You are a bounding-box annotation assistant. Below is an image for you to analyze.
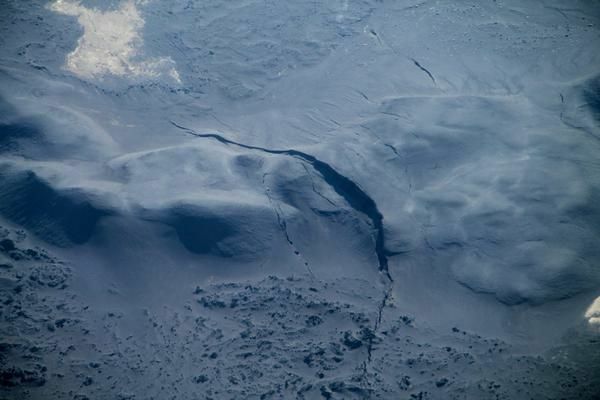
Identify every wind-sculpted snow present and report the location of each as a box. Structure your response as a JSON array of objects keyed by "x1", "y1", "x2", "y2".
[
  {"x1": 0, "y1": 167, "x2": 110, "y2": 246},
  {"x1": 366, "y1": 93, "x2": 600, "y2": 305},
  {"x1": 1, "y1": 0, "x2": 600, "y2": 399}
]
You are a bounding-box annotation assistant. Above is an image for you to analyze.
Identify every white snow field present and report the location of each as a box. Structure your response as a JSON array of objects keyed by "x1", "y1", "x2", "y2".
[{"x1": 1, "y1": 0, "x2": 600, "y2": 399}]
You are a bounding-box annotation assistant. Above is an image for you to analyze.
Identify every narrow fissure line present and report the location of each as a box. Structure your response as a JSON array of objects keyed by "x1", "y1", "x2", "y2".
[
  {"x1": 367, "y1": 28, "x2": 436, "y2": 88},
  {"x1": 410, "y1": 58, "x2": 436, "y2": 85},
  {"x1": 301, "y1": 164, "x2": 337, "y2": 207},
  {"x1": 262, "y1": 173, "x2": 294, "y2": 247},
  {"x1": 262, "y1": 173, "x2": 315, "y2": 279},
  {"x1": 362, "y1": 284, "x2": 392, "y2": 387},
  {"x1": 384, "y1": 142, "x2": 412, "y2": 194}
]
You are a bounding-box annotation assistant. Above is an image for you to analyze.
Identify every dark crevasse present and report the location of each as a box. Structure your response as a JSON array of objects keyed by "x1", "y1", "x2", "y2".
[{"x1": 170, "y1": 121, "x2": 392, "y2": 281}]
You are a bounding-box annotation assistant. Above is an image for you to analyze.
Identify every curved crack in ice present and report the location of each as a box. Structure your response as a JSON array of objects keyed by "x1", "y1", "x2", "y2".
[
  {"x1": 170, "y1": 120, "x2": 395, "y2": 388},
  {"x1": 170, "y1": 120, "x2": 393, "y2": 282}
]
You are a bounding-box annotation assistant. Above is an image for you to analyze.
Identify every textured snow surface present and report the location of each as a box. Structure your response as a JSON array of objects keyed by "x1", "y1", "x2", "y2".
[{"x1": 1, "y1": 0, "x2": 600, "y2": 399}]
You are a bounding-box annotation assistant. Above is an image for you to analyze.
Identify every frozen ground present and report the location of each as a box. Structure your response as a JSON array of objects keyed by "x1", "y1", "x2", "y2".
[{"x1": 1, "y1": 0, "x2": 600, "y2": 399}]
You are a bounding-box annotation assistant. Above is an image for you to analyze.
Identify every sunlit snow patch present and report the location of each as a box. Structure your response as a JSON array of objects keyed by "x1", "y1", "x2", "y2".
[
  {"x1": 50, "y1": 0, "x2": 180, "y2": 83},
  {"x1": 585, "y1": 296, "x2": 600, "y2": 327}
]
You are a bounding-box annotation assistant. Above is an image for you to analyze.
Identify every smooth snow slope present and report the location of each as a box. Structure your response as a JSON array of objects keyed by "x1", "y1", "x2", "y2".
[{"x1": 1, "y1": 0, "x2": 600, "y2": 399}]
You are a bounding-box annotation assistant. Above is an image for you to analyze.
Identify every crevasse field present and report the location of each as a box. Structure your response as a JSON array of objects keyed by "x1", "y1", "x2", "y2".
[{"x1": 1, "y1": 0, "x2": 600, "y2": 399}]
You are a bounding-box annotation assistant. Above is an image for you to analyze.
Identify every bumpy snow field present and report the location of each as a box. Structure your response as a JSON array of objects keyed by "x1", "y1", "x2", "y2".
[{"x1": 1, "y1": 1, "x2": 600, "y2": 399}]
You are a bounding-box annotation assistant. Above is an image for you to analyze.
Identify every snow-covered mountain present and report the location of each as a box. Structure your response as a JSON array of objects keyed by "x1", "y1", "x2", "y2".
[{"x1": 1, "y1": 0, "x2": 599, "y2": 398}]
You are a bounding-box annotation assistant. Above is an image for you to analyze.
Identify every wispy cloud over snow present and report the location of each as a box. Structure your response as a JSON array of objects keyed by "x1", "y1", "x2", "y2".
[{"x1": 50, "y1": 0, "x2": 180, "y2": 83}]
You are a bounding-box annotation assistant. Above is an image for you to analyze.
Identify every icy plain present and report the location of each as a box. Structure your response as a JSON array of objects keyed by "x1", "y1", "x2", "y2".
[{"x1": 1, "y1": 0, "x2": 600, "y2": 399}]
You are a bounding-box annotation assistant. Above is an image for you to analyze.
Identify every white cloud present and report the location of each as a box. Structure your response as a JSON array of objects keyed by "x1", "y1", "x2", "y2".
[
  {"x1": 50, "y1": 0, "x2": 180, "y2": 83},
  {"x1": 585, "y1": 296, "x2": 600, "y2": 326}
]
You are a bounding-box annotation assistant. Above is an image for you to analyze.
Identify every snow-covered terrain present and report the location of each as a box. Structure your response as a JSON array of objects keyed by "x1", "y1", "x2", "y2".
[{"x1": 1, "y1": 0, "x2": 600, "y2": 398}]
